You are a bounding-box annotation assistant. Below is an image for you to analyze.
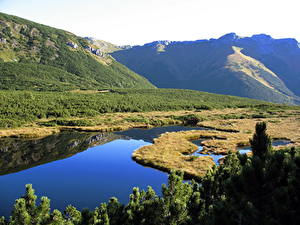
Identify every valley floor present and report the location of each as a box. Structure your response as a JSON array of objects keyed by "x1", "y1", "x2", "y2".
[{"x1": 1, "y1": 108, "x2": 299, "y2": 178}]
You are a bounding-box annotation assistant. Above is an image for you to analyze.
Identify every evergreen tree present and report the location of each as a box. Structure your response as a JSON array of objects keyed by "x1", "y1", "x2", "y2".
[
  {"x1": 93, "y1": 203, "x2": 110, "y2": 225},
  {"x1": 23, "y1": 184, "x2": 37, "y2": 216},
  {"x1": 81, "y1": 208, "x2": 94, "y2": 225},
  {"x1": 250, "y1": 122, "x2": 272, "y2": 160},
  {"x1": 161, "y1": 170, "x2": 192, "y2": 225},
  {"x1": 48, "y1": 209, "x2": 65, "y2": 225},
  {"x1": 123, "y1": 187, "x2": 142, "y2": 225},
  {"x1": 0, "y1": 217, "x2": 5, "y2": 225},
  {"x1": 65, "y1": 205, "x2": 82, "y2": 225},
  {"x1": 9, "y1": 184, "x2": 54, "y2": 225},
  {"x1": 34, "y1": 196, "x2": 51, "y2": 224},
  {"x1": 10, "y1": 198, "x2": 31, "y2": 225},
  {"x1": 106, "y1": 197, "x2": 123, "y2": 225},
  {"x1": 138, "y1": 186, "x2": 164, "y2": 225}
]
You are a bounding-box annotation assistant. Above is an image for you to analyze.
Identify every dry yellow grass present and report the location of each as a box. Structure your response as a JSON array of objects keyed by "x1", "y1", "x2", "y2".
[
  {"x1": 0, "y1": 127, "x2": 59, "y2": 138},
  {"x1": 132, "y1": 111, "x2": 300, "y2": 178},
  {"x1": 132, "y1": 130, "x2": 218, "y2": 179},
  {"x1": 199, "y1": 116, "x2": 300, "y2": 150}
]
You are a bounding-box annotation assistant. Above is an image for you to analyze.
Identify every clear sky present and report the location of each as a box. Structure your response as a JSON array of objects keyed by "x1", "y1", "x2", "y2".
[{"x1": 0, "y1": 0, "x2": 299, "y2": 45}]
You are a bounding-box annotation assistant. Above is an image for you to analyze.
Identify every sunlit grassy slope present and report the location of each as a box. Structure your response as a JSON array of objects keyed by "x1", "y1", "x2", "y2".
[{"x1": 0, "y1": 12, "x2": 154, "y2": 90}]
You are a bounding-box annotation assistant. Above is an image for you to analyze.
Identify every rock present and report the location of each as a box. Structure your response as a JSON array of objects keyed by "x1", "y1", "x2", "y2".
[
  {"x1": 0, "y1": 38, "x2": 6, "y2": 44},
  {"x1": 29, "y1": 28, "x2": 40, "y2": 37},
  {"x1": 92, "y1": 49, "x2": 102, "y2": 56},
  {"x1": 11, "y1": 39, "x2": 18, "y2": 48},
  {"x1": 68, "y1": 140, "x2": 80, "y2": 148},
  {"x1": 84, "y1": 45, "x2": 104, "y2": 57},
  {"x1": 85, "y1": 134, "x2": 103, "y2": 145},
  {"x1": 67, "y1": 41, "x2": 78, "y2": 49},
  {"x1": 119, "y1": 45, "x2": 132, "y2": 50},
  {"x1": 0, "y1": 20, "x2": 8, "y2": 27},
  {"x1": 45, "y1": 38, "x2": 57, "y2": 49},
  {"x1": 84, "y1": 46, "x2": 92, "y2": 51}
]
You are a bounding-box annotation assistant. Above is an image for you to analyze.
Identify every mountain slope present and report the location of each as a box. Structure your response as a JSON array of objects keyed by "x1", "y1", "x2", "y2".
[
  {"x1": 83, "y1": 37, "x2": 123, "y2": 53},
  {"x1": 0, "y1": 12, "x2": 155, "y2": 91},
  {"x1": 111, "y1": 34, "x2": 300, "y2": 104}
]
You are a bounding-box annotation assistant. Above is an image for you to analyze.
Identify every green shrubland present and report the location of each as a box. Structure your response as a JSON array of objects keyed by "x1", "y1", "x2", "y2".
[{"x1": 0, "y1": 89, "x2": 291, "y2": 128}]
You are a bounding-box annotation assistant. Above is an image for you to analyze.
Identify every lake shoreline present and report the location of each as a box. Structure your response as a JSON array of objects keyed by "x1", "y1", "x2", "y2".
[
  {"x1": 1, "y1": 108, "x2": 299, "y2": 180},
  {"x1": 1, "y1": 108, "x2": 299, "y2": 139}
]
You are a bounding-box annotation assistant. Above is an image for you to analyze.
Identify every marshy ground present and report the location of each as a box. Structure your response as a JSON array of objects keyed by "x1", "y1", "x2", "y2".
[
  {"x1": 132, "y1": 108, "x2": 300, "y2": 178},
  {"x1": 1, "y1": 108, "x2": 299, "y2": 179}
]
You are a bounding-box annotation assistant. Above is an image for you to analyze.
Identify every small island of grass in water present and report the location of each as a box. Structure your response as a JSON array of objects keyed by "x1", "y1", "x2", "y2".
[{"x1": 132, "y1": 117, "x2": 300, "y2": 179}]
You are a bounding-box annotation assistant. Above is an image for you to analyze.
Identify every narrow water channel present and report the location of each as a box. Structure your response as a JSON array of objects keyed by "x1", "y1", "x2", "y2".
[{"x1": 191, "y1": 139, "x2": 292, "y2": 165}]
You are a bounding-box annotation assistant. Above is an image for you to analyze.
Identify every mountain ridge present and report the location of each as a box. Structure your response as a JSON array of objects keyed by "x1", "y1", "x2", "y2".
[
  {"x1": 0, "y1": 12, "x2": 155, "y2": 91},
  {"x1": 111, "y1": 33, "x2": 300, "y2": 104}
]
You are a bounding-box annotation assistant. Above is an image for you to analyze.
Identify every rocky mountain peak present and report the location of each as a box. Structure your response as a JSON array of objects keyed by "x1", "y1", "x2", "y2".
[{"x1": 218, "y1": 33, "x2": 240, "y2": 41}]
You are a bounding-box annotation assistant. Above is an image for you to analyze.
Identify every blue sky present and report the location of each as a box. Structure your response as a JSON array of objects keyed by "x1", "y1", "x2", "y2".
[{"x1": 0, "y1": 0, "x2": 299, "y2": 45}]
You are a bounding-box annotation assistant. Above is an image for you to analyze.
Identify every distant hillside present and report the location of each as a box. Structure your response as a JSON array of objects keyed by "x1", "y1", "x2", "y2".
[
  {"x1": 112, "y1": 34, "x2": 300, "y2": 104},
  {"x1": 0, "y1": 12, "x2": 154, "y2": 91}
]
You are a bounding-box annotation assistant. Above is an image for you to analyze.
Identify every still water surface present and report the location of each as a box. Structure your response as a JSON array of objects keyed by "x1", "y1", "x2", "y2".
[
  {"x1": 0, "y1": 126, "x2": 205, "y2": 217},
  {"x1": 0, "y1": 126, "x2": 291, "y2": 217}
]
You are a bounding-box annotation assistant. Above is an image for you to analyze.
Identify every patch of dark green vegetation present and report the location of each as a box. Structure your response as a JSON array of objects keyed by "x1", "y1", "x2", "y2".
[
  {"x1": 0, "y1": 89, "x2": 295, "y2": 128},
  {"x1": 38, "y1": 119, "x2": 97, "y2": 127},
  {"x1": 170, "y1": 114, "x2": 204, "y2": 126},
  {"x1": 0, "y1": 62, "x2": 99, "y2": 91},
  {"x1": 1, "y1": 123, "x2": 299, "y2": 225},
  {"x1": 124, "y1": 116, "x2": 166, "y2": 126}
]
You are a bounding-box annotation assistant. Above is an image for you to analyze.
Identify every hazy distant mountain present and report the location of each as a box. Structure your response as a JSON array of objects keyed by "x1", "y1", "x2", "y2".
[
  {"x1": 0, "y1": 12, "x2": 154, "y2": 91},
  {"x1": 112, "y1": 33, "x2": 300, "y2": 104}
]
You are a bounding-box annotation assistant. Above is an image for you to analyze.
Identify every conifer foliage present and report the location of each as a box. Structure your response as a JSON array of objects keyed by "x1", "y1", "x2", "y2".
[
  {"x1": 1, "y1": 123, "x2": 299, "y2": 225},
  {"x1": 250, "y1": 121, "x2": 272, "y2": 159}
]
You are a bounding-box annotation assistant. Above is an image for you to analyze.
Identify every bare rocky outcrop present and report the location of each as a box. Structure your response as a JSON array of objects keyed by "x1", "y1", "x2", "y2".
[
  {"x1": 84, "y1": 45, "x2": 105, "y2": 57},
  {"x1": 67, "y1": 41, "x2": 78, "y2": 49},
  {"x1": 0, "y1": 38, "x2": 6, "y2": 44},
  {"x1": 29, "y1": 27, "x2": 40, "y2": 37},
  {"x1": 45, "y1": 38, "x2": 57, "y2": 48}
]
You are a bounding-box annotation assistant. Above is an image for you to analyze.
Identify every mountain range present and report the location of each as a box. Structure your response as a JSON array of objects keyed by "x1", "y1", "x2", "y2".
[
  {"x1": 1, "y1": 11, "x2": 300, "y2": 105},
  {"x1": 112, "y1": 33, "x2": 300, "y2": 104}
]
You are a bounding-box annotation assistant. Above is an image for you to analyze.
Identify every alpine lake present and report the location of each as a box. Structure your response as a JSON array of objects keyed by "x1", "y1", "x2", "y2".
[{"x1": 0, "y1": 125, "x2": 292, "y2": 217}]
